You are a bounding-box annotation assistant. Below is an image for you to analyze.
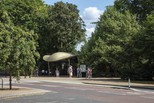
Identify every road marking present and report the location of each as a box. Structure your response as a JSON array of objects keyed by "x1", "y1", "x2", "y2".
[
  {"x1": 23, "y1": 83, "x2": 35, "y2": 85},
  {"x1": 36, "y1": 101, "x2": 60, "y2": 103},
  {"x1": 98, "y1": 91, "x2": 126, "y2": 95},
  {"x1": 41, "y1": 80, "x2": 83, "y2": 85},
  {"x1": 49, "y1": 91, "x2": 58, "y2": 93},
  {"x1": 64, "y1": 87, "x2": 86, "y2": 91},
  {"x1": 131, "y1": 88, "x2": 154, "y2": 94},
  {"x1": 126, "y1": 92, "x2": 141, "y2": 95},
  {"x1": 98, "y1": 91, "x2": 142, "y2": 96},
  {"x1": 141, "y1": 96, "x2": 154, "y2": 99},
  {"x1": 42, "y1": 85, "x2": 61, "y2": 87},
  {"x1": 64, "y1": 97, "x2": 76, "y2": 101}
]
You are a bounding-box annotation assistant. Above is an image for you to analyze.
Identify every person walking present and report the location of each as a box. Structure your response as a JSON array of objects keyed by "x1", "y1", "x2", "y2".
[
  {"x1": 87, "y1": 67, "x2": 92, "y2": 79},
  {"x1": 55, "y1": 68, "x2": 59, "y2": 77},
  {"x1": 68, "y1": 65, "x2": 73, "y2": 78},
  {"x1": 77, "y1": 67, "x2": 81, "y2": 78}
]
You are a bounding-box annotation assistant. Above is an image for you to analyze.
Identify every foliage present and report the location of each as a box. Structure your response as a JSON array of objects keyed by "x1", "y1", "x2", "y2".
[
  {"x1": 45, "y1": 2, "x2": 86, "y2": 53},
  {"x1": 0, "y1": 0, "x2": 86, "y2": 78},
  {"x1": 0, "y1": 0, "x2": 49, "y2": 75},
  {"x1": 80, "y1": 6, "x2": 140, "y2": 77},
  {"x1": 114, "y1": 0, "x2": 154, "y2": 23},
  {"x1": 0, "y1": 0, "x2": 47, "y2": 32},
  {"x1": 125, "y1": 13, "x2": 154, "y2": 80},
  {"x1": 0, "y1": 0, "x2": 152, "y2": 81},
  {"x1": 0, "y1": 11, "x2": 39, "y2": 89}
]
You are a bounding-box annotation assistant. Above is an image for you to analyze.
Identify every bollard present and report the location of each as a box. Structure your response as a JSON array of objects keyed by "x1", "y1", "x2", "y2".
[
  {"x1": 128, "y1": 78, "x2": 131, "y2": 88},
  {"x1": 1, "y1": 78, "x2": 3, "y2": 89}
]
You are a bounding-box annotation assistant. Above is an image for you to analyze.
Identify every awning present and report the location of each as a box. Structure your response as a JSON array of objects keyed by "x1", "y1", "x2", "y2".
[{"x1": 43, "y1": 52, "x2": 75, "y2": 62}]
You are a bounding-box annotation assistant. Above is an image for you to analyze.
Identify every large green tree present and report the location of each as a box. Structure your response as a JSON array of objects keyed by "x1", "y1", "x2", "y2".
[
  {"x1": 114, "y1": 0, "x2": 154, "y2": 80},
  {"x1": 0, "y1": 0, "x2": 48, "y2": 76},
  {"x1": 0, "y1": 11, "x2": 39, "y2": 89},
  {"x1": 128, "y1": 13, "x2": 154, "y2": 80},
  {"x1": 45, "y1": 2, "x2": 86, "y2": 54},
  {"x1": 80, "y1": 6, "x2": 140, "y2": 77}
]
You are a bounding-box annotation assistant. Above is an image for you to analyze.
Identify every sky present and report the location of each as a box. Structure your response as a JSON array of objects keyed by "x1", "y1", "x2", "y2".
[{"x1": 43, "y1": 0, "x2": 115, "y2": 50}]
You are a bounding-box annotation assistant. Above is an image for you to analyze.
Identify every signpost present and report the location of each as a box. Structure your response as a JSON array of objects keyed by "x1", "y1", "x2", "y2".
[{"x1": 80, "y1": 65, "x2": 86, "y2": 72}]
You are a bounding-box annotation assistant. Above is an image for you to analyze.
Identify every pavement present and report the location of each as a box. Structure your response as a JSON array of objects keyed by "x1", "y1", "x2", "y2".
[{"x1": 0, "y1": 76, "x2": 154, "y2": 99}]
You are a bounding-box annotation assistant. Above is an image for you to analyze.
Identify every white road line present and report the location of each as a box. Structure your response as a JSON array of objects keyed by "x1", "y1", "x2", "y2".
[
  {"x1": 42, "y1": 85, "x2": 61, "y2": 87},
  {"x1": 49, "y1": 91, "x2": 59, "y2": 93},
  {"x1": 23, "y1": 83, "x2": 35, "y2": 85},
  {"x1": 98, "y1": 91, "x2": 143, "y2": 96},
  {"x1": 141, "y1": 96, "x2": 154, "y2": 99},
  {"x1": 64, "y1": 87, "x2": 86, "y2": 91},
  {"x1": 41, "y1": 80, "x2": 84, "y2": 85},
  {"x1": 98, "y1": 91, "x2": 126, "y2": 95},
  {"x1": 131, "y1": 88, "x2": 154, "y2": 94},
  {"x1": 64, "y1": 97, "x2": 76, "y2": 100},
  {"x1": 126, "y1": 92, "x2": 141, "y2": 95}
]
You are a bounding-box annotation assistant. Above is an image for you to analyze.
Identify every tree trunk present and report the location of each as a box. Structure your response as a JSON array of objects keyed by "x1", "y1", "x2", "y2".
[{"x1": 9, "y1": 72, "x2": 12, "y2": 90}]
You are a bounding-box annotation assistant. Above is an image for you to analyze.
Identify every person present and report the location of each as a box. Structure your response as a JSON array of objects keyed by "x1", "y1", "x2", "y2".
[
  {"x1": 87, "y1": 67, "x2": 92, "y2": 79},
  {"x1": 68, "y1": 65, "x2": 73, "y2": 78},
  {"x1": 42, "y1": 70, "x2": 45, "y2": 75},
  {"x1": 55, "y1": 68, "x2": 59, "y2": 77},
  {"x1": 77, "y1": 67, "x2": 81, "y2": 78}
]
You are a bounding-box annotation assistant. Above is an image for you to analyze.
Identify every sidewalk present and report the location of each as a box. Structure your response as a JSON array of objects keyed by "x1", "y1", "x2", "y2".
[
  {"x1": 0, "y1": 86, "x2": 50, "y2": 99},
  {"x1": 22, "y1": 77, "x2": 154, "y2": 90},
  {"x1": 80, "y1": 78, "x2": 154, "y2": 90},
  {"x1": 0, "y1": 77, "x2": 154, "y2": 99}
]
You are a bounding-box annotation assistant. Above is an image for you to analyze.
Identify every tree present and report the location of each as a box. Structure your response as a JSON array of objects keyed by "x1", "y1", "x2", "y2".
[
  {"x1": 113, "y1": 0, "x2": 154, "y2": 80},
  {"x1": 0, "y1": 12, "x2": 39, "y2": 89},
  {"x1": 129, "y1": 13, "x2": 154, "y2": 80},
  {"x1": 0, "y1": 0, "x2": 48, "y2": 76},
  {"x1": 114, "y1": 0, "x2": 154, "y2": 23},
  {"x1": 0, "y1": 0, "x2": 47, "y2": 32},
  {"x1": 45, "y1": 2, "x2": 86, "y2": 54},
  {"x1": 80, "y1": 6, "x2": 140, "y2": 77},
  {"x1": 141, "y1": 13, "x2": 154, "y2": 63}
]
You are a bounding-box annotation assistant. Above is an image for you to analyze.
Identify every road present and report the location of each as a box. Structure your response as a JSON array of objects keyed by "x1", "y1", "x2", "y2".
[{"x1": 1, "y1": 80, "x2": 154, "y2": 103}]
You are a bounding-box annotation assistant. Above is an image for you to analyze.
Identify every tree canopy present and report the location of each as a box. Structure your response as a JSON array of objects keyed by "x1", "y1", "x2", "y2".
[
  {"x1": 79, "y1": 0, "x2": 154, "y2": 80},
  {"x1": 114, "y1": 0, "x2": 154, "y2": 23},
  {"x1": 79, "y1": 6, "x2": 140, "y2": 77},
  {"x1": 0, "y1": 0, "x2": 86, "y2": 83},
  {"x1": 0, "y1": 0, "x2": 153, "y2": 82},
  {"x1": 42, "y1": 2, "x2": 85, "y2": 54},
  {"x1": 0, "y1": 11, "x2": 39, "y2": 89}
]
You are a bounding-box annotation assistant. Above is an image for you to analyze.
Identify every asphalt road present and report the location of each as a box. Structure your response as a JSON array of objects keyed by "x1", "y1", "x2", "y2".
[{"x1": 1, "y1": 81, "x2": 154, "y2": 103}]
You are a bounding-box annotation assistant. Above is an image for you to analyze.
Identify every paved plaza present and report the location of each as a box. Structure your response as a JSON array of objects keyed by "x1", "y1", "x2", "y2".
[{"x1": 0, "y1": 77, "x2": 154, "y2": 99}]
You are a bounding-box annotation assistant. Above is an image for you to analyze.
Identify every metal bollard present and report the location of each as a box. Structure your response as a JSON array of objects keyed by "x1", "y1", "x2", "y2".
[{"x1": 1, "y1": 78, "x2": 3, "y2": 89}]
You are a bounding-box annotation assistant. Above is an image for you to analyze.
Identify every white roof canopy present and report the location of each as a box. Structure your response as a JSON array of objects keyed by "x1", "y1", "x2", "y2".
[{"x1": 43, "y1": 52, "x2": 75, "y2": 62}]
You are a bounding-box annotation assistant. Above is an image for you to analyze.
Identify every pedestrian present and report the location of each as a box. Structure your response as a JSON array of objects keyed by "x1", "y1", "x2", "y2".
[
  {"x1": 55, "y1": 68, "x2": 59, "y2": 77},
  {"x1": 77, "y1": 67, "x2": 81, "y2": 78},
  {"x1": 87, "y1": 67, "x2": 92, "y2": 79},
  {"x1": 42, "y1": 70, "x2": 45, "y2": 75},
  {"x1": 68, "y1": 65, "x2": 73, "y2": 78}
]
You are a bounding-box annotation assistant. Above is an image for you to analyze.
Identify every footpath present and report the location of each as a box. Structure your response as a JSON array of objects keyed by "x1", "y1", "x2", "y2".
[{"x1": 0, "y1": 77, "x2": 154, "y2": 99}]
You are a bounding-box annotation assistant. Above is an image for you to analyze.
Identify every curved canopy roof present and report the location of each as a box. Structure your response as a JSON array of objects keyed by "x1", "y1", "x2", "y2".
[{"x1": 43, "y1": 52, "x2": 75, "y2": 62}]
